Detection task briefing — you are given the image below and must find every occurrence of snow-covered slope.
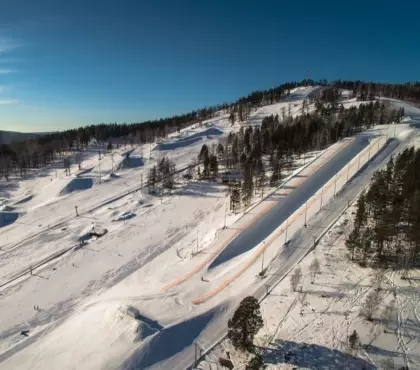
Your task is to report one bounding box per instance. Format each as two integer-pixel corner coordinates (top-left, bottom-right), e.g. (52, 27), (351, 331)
(1, 94), (419, 370)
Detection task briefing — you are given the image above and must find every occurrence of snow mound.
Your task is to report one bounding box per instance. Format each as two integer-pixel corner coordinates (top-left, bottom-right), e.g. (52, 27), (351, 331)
(113, 212), (136, 221)
(116, 156), (144, 170)
(186, 127), (223, 140)
(157, 136), (202, 151)
(117, 305), (162, 342)
(13, 194), (34, 205)
(101, 172), (121, 183)
(288, 85), (321, 100)
(78, 225), (108, 242)
(0, 205), (15, 212)
(157, 126), (223, 151)
(59, 178), (93, 196)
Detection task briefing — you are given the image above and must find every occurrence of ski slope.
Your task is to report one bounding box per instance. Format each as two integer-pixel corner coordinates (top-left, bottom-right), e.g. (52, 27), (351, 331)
(1, 90), (418, 370)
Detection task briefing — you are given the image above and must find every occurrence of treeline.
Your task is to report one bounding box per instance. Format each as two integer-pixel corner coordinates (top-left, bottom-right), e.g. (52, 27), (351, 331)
(0, 78), (417, 181)
(346, 148), (420, 272)
(0, 80), (311, 180)
(194, 101), (396, 212)
(332, 80), (420, 102)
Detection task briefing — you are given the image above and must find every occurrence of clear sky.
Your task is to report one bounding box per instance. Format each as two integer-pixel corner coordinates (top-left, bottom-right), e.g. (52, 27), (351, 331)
(0, 0), (418, 132)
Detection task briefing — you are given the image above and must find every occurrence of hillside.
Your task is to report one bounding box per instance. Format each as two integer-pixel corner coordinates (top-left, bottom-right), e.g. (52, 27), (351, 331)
(0, 130), (42, 145)
(0, 86), (419, 370)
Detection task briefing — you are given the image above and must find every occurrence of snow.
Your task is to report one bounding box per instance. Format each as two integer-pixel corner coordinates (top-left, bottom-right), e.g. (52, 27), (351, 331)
(1, 97), (419, 370)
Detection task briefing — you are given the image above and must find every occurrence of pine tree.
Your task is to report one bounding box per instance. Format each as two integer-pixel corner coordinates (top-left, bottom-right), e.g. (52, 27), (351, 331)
(209, 154), (219, 177)
(348, 330), (360, 351)
(148, 166), (157, 189)
(245, 354), (266, 370)
(228, 296), (263, 352)
(199, 144), (210, 178)
(346, 228), (362, 261)
(229, 112), (235, 125)
(355, 191), (367, 231)
(361, 287), (382, 321)
(242, 162), (254, 206)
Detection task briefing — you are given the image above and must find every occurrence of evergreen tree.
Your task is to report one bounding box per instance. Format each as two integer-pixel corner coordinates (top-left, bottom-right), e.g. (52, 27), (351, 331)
(354, 191), (367, 230)
(228, 296), (263, 352)
(199, 144), (210, 178)
(348, 330), (360, 351)
(229, 112), (235, 125)
(346, 228), (362, 261)
(148, 166), (157, 189)
(245, 354), (266, 370)
(209, 154), (219, 177)
(242, 162), (254, 206)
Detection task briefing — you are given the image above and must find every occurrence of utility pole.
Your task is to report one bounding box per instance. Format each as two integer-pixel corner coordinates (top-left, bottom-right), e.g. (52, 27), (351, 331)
(346, 163), (350, 182)
(141, 174), (143, 188)
(261, 241), (265, 274)
(98, 157), (101, 183)
(304, 201), (308, 227)
(196, 230), (199, 254)
(194, 342), (197, 368)
(223, 202), (227, 229)
(285, 218), (289, 244)
(319, 186), (324, 210)
(265, 284), (270, 295)
(333, 173), (338, 196)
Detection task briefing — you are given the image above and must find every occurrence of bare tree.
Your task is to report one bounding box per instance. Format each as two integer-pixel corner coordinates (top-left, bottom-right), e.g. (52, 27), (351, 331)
(75, 151), (83, 170)
(63, 157), (71, 176)
(0, 156), (11, 181)
(290, 267), (302, 292)
(309, 258), (320, 284)
(381, 300), (396, 332)
(365, 322), (381, 348)
(372, 269), (386, 290)
(380, 358), (394, 370)
(361, 288), (382, 321)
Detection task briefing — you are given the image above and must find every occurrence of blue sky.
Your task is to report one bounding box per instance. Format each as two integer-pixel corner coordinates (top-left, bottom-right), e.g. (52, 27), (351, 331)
(0, 0), (419, 132)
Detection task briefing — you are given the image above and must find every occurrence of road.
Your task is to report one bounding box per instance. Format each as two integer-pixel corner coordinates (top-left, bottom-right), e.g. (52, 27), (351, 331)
(122, 131), (417, 370)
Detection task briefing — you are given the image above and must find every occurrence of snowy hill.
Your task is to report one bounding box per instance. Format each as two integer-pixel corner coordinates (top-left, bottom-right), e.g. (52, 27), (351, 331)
(1, 91), (419, 370)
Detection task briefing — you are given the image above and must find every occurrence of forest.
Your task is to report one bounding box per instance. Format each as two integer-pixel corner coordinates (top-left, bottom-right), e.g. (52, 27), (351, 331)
(192, 99), (402, 212)
(346, 148), (420, 273)
(0, 79), (417, 180)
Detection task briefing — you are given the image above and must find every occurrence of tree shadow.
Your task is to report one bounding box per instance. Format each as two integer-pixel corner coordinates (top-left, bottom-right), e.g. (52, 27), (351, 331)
(260, 340), (376, 369)
(364, 344), (410, 360)
(300, 290), (346, 299)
